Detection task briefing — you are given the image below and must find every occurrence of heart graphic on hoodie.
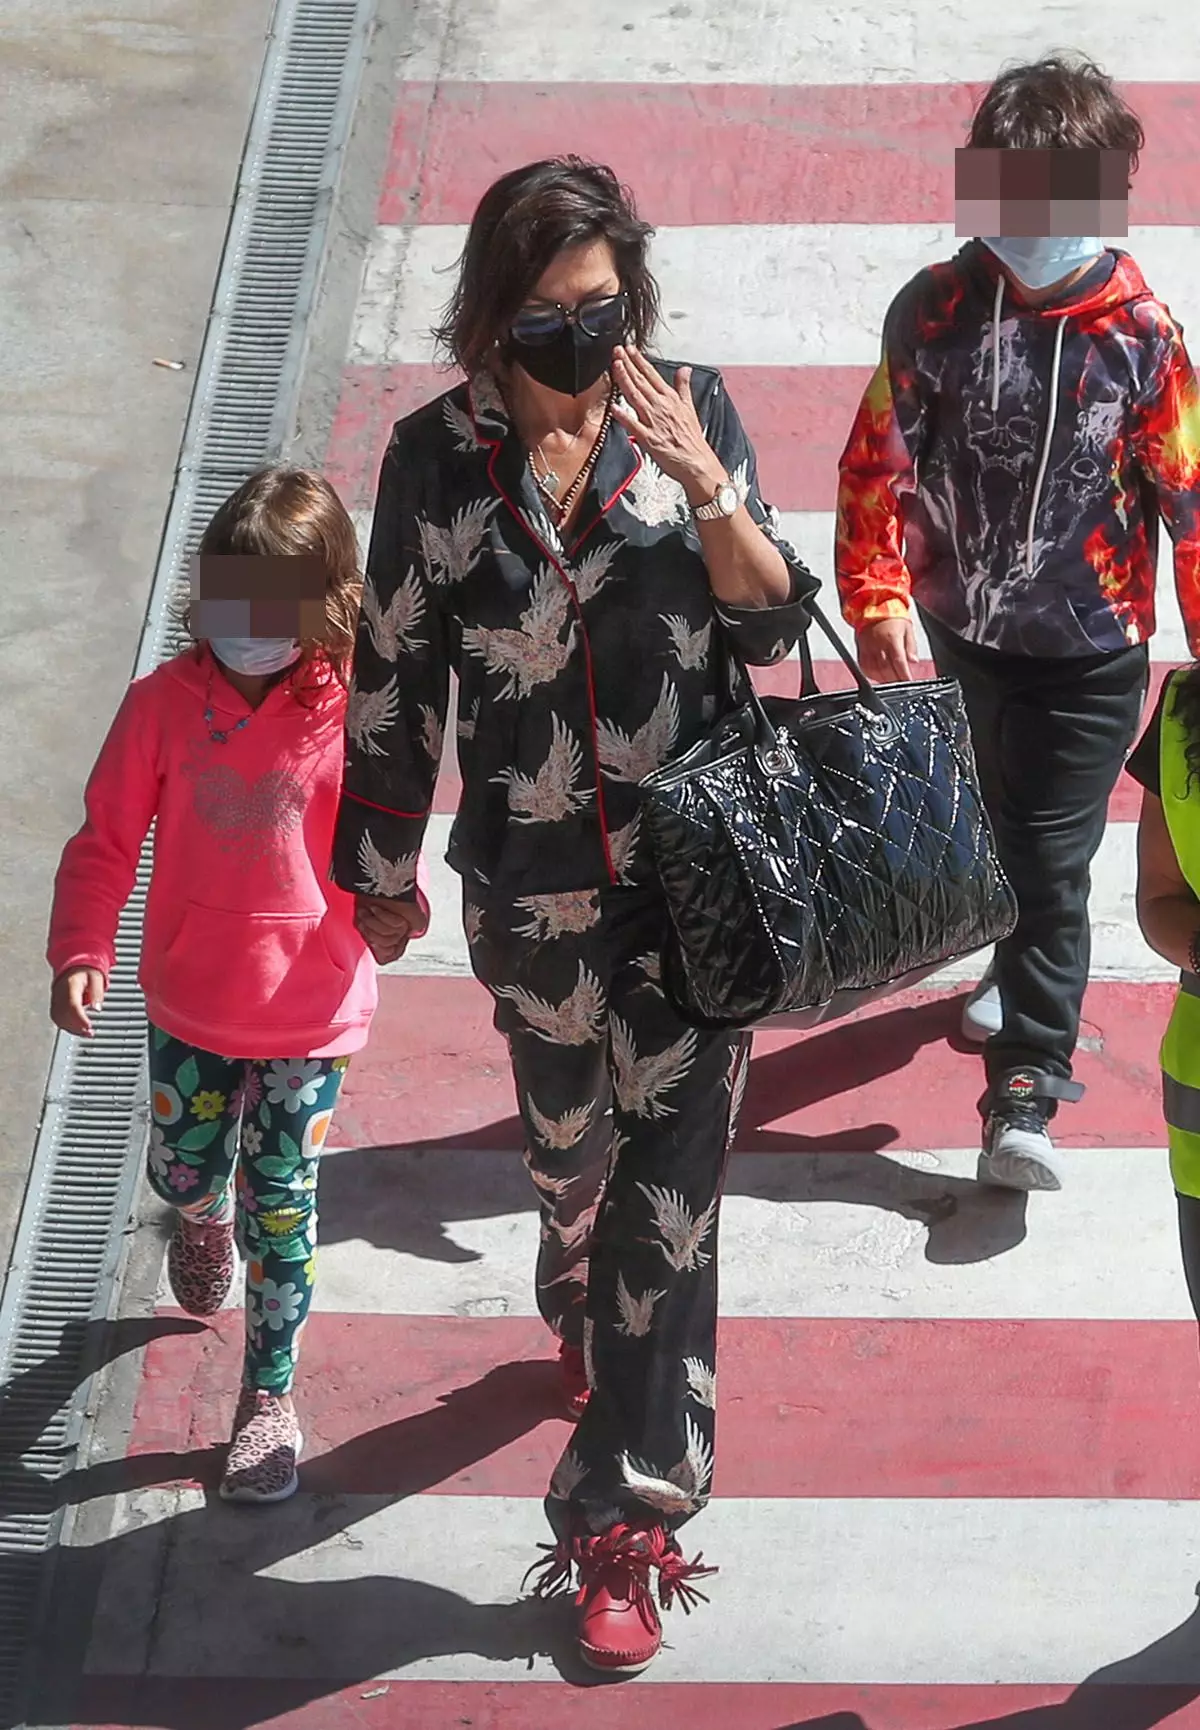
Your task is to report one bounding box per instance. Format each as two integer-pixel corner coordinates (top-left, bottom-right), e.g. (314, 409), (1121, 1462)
(190, 764), (308, 879)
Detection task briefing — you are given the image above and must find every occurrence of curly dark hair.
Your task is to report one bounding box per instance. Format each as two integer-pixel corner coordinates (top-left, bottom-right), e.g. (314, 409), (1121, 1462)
(433, 157), (660, 375)
(967, 52), (1144, 179)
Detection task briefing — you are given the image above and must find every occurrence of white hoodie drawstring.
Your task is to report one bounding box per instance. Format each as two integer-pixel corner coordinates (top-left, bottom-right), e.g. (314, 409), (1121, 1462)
(991, 273), (1004, 412)
(1024, 314), (1068, 574)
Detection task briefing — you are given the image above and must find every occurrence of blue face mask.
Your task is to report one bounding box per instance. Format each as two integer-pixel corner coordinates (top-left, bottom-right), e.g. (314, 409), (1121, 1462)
(209, 637), (302, 676)
(982, 235), (1105, 292)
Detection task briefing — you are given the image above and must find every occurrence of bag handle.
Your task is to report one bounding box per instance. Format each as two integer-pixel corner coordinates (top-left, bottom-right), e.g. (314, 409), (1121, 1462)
(726, 593), (899, 763)
(797, 598), (889, 713)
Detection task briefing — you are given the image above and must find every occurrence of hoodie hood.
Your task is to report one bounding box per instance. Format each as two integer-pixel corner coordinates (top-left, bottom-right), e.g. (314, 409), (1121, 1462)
(960, 241), (1152, 323)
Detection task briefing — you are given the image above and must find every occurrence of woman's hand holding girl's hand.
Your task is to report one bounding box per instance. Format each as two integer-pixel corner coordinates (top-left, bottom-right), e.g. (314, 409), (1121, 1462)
(354, 894), (424, 966)
(611, 346), (726, 505)
(51, 968), (106, 1037)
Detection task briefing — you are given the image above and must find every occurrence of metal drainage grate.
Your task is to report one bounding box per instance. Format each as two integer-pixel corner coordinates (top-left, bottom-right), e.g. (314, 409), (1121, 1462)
(0, 0), (374, 1718)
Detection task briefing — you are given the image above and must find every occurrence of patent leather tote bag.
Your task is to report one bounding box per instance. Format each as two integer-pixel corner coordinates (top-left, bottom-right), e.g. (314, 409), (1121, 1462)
(637, 600), (1017, 1033)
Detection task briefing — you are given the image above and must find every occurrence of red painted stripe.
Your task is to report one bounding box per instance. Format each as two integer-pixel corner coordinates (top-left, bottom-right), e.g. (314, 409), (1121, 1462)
(325, 363), (868, 514)
(378, 82), (1200, 227)
(72, 1676), (1200, 1728)
(335, 978), (1168, 1155)
(127, 1312), (1200, 1501)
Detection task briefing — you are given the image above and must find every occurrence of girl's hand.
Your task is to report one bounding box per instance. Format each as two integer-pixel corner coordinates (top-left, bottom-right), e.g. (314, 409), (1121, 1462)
(611, 346), (725, 502)
(354, 894), (424, 966)
(51, 967), (106, 1037)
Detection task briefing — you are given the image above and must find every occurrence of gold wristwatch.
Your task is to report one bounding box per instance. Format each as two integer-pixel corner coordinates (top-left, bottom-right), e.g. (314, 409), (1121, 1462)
(693, 479), (742, 521)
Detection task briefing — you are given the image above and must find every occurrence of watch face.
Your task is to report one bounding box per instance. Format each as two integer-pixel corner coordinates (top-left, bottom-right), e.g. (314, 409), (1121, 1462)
(718, 483), (739, 516)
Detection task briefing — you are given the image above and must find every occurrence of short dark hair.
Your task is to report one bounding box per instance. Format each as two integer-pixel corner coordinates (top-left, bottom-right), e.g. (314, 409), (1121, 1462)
(967, 53), (1144, 175)
(434, 157), (660, 375)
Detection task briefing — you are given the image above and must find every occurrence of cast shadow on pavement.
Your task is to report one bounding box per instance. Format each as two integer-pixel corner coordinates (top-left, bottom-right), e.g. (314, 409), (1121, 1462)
(771, 1596), (1200, 1727)
(32, 1468), (1200, 1729)
(0, 1316), (206, 1520)
(320, 989), (1029, 1269)
(57, 1354), (562, 1507)
(315, 1136), (1028, 1270)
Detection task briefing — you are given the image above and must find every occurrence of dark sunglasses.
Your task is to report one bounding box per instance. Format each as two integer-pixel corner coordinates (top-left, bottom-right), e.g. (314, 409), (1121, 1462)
(509, 292), (629, 348)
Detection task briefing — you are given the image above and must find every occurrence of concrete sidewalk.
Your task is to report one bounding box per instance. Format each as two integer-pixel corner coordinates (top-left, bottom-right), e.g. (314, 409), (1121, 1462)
(0, 0), (276, 1271)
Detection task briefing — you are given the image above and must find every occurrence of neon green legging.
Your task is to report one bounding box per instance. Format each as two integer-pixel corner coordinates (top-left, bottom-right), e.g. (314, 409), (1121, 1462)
(1162, 987), (1200, 1200)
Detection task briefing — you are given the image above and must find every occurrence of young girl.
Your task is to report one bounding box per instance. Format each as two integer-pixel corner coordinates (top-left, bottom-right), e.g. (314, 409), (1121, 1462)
(47, 468), (429, 1503)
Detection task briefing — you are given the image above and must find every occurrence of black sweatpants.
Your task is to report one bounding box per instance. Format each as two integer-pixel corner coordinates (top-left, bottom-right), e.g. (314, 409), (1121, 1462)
(464, 882), (748, 1540)
(921, 611), (1148, 1095)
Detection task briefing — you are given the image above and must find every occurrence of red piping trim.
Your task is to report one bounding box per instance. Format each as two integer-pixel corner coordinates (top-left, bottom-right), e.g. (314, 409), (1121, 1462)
(483, 436), (619, 886)
(567, 446), (643, 559)
(341, 787), (429, 820)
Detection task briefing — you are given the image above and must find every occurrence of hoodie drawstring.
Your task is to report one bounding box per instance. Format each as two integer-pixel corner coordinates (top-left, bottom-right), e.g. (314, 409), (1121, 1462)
(1024, 314), (1068, 575)
(990, 269), (1071, 577)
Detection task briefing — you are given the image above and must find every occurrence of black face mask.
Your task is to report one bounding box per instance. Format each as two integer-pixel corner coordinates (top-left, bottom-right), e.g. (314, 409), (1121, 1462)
(507, 322), (619, 397)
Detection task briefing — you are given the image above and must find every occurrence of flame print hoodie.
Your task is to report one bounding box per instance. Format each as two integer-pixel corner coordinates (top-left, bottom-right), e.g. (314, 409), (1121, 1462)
(48, 647), (429, 1059)
(836, 242), (1200, 657)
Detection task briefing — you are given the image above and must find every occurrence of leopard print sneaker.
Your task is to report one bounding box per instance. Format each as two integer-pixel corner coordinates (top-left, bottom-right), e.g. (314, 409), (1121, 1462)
(166, 1213), (236, 1317)
(220, 1389), (302, 1504)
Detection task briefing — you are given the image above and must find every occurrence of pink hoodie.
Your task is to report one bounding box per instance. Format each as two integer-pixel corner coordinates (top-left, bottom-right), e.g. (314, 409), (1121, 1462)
(48, 647), (429, 1059)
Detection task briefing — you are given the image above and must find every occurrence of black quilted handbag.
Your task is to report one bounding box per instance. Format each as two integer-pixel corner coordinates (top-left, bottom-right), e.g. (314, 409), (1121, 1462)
(638, 600), (1018, 1032)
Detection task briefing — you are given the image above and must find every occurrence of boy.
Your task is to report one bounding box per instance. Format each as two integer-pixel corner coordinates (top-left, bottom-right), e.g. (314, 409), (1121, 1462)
(836, 54), (1200, 1191)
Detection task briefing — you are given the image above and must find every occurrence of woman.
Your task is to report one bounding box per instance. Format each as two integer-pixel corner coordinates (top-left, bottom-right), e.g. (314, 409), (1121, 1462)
(332, 157), (817, 1673)
(1131, 667), (1200, 1323)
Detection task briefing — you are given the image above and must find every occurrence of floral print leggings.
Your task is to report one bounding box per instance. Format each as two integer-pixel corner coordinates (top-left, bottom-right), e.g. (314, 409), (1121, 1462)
(146, 1025), (348, 1393)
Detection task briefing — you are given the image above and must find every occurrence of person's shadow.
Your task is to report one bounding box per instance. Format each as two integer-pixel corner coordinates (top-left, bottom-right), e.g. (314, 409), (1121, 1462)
(317, 989), (1030, 1271)
(33, 1488), (1200, 1730)
(29, 1359), (644, 1728)
(315, 1130), (1029, 1274)
(0, 1315), (206, 1520)
(769, 1589), (1200, 1728)
(16, 1325), (1200, 1730)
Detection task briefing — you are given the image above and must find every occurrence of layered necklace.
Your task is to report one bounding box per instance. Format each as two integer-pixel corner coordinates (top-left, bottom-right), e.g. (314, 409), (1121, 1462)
(531, 389), (615, 525)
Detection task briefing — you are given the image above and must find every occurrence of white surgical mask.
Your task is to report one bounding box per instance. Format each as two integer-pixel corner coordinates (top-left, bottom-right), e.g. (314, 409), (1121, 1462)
(209, 636), (302, 676)
(982, 235), (1104, 292)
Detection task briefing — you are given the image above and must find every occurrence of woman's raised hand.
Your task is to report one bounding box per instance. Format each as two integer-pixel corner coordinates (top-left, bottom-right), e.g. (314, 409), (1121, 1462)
(611, 346), (723, 499)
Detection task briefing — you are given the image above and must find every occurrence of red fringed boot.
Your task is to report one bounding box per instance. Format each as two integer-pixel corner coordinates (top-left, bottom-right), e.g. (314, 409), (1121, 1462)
(524, 1521), (717, 1674)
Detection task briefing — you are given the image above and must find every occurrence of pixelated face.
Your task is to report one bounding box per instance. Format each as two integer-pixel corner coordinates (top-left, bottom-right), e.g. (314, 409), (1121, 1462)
(188, 554), (329, 638)
(954, 147), (1129, 238)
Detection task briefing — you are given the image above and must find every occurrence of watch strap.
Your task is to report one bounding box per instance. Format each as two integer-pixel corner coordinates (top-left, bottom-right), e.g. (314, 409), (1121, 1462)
(693, 479), (743, 522)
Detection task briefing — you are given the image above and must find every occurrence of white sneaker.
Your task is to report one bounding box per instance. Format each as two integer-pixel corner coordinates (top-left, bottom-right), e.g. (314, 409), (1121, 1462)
(976, 1070), (1072, 1191)
(978, 1109), (1065, 1192)
(961, 968), (1003, 1043)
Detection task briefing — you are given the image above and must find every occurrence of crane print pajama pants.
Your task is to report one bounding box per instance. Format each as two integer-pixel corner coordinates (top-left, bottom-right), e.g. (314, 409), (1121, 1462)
(464, 881), (749, 1540)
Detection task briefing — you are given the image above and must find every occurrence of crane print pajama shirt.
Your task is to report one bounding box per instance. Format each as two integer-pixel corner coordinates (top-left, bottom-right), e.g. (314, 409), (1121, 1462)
(332, 362), (817, 1539)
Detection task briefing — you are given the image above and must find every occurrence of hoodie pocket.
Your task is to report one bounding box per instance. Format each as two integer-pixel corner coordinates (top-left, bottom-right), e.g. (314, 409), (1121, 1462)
(154, 904), (352, 1031)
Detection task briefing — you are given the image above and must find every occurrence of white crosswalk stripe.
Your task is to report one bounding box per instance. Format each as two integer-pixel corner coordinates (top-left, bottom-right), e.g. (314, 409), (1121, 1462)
(352, 224), (1200, 369)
